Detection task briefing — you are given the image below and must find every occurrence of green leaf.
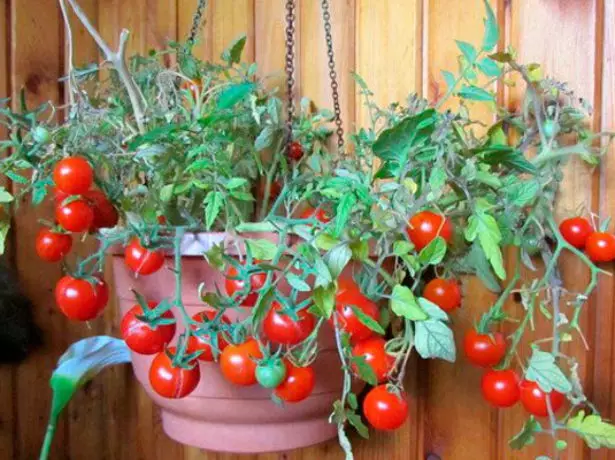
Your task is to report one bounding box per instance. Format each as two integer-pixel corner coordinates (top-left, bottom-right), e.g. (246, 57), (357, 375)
(334, 193), (357, 237)
(225, 177), (248, 190)
(482, 0), (499, 51)
(251, 286), (275, 331)
(418, 237), (447, 265)
(0, 220), (9, 255)
(204, 191), (224, 230)
(441, 70), (456, 90)
(465, 205), (506, 280)
(351, 305), (385, 335)
(245, 239), (278, 261)
(221, 34), (247, 64)
(255, 125), (275, 151)
(427, 167), (447, 199)
(505, 180), (540, 207)
(458, 85), (495, 102)
(0, 187), (13, 203)
(315, 233), (341, 251)
(567, 411), (615, 449)
(455, 40), (477, 63)
(393, 240), (414, 256)
(415, 319), (456, 362)
(6, 171), (28, 184)
(351, 356), (378, 386)
(325, 244), (352, 279)
(204, 243), (225, 271)
(525, 349), (572, 394)
(314, 256), (333, 287)
(509, 417), (542, 450)
(351, 71), (370, 92)
(463, 243), (501, 293)
(217, 83), (255, 109)
(286, 273), (311, 292)
(350, 239), (369, 262)
(346, 409), (370, 439)
(477, 145), (537, 174)
(372, 109), (437, 162)
(489, 51), (512, 63)
(160, 184), (174, 202)
(477, 57), (501, 77)
(418, 297), (449, 321)
(391, 285), (428, 321)
(312, 283), (336, 319)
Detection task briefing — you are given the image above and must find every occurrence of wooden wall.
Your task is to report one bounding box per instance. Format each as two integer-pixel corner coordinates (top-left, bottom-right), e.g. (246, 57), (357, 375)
(0, 0), (613, 458)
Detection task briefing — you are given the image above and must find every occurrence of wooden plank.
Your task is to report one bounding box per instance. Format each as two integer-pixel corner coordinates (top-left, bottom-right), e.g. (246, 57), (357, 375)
(210, 0), (254, 62)
(254, 0), (286, 90)
(500, 1), (598, 458)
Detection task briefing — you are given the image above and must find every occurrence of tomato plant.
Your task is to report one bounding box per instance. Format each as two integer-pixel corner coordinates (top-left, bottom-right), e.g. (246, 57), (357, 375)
(481, 369), (520, 408)
(53, 156), (93, 195)
(407, 211), (453, 251)
(56, 199), (94, 233)
(255, 357), (287, 389)
(35, 228), (72, 262)
(585, 232), (615, 263)
(519, 380), (565, 417)
(186, 310), (230, 361)
(332, 278), (380, 341)
(463, 329), (507, 368)
(55, 275), (106, 321)
(225, 261), (268, 307)
(351, 337), (394, 383)
(559, 217), (593, 249)
(422, 278), (462, 312)
(363, 385), (409, 431)
(263, 303), (315, 346)
(274, 361), (315, 403)
(124, 238), (165, 275)
(220, 338), (263, 386)
(120, 302), (176, 355)
(149, 348), (200, 399)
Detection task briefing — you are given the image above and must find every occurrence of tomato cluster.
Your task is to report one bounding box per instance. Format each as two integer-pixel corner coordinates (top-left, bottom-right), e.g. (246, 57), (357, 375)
(559, 216), (615, 263)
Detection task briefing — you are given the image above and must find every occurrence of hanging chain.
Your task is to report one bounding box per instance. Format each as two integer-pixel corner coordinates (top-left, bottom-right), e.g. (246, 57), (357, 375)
(188, 0), (208, 45)
(285, 0), (297, 142)
(320, 0), (344, 150)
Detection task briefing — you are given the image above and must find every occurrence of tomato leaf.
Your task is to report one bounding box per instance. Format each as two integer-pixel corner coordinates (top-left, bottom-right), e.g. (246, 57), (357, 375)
(414, 319), (456, 362)
(245, 238), (278, 261)
(418, 297), (449, 321)
(315, 233), (341, 251)
(441, 70), (456, 90)
(418, 236), (447, 265)
(346, 408), (370, 439)
(351, 305), (385, 335)
(525, 349), (572, 394)
(221, 34), (247, 64)
(481, 0), (499, 51)
(314, 254), (333, 288)
(312, 283), (336, 319)
(334, 193), (357, 237)
(325, 244), (352, 279)
(567, 411), (615, 449)
(390, 285), (428, 321)
(477, 57), (501, 77)
(458, 85), (495, 102)
(286, 272), (311, 292)
(217, 82), (255, 109)
(372, 109), (437, 162)
(350, 355), (378, 386)
(204, 191), (224, 230)
(349, 239), (369, 262)
(251, 286), (275, 331)
(465, 201), (506, 280)
(455, 40), (477, 63)
(509, 417), (542, 450)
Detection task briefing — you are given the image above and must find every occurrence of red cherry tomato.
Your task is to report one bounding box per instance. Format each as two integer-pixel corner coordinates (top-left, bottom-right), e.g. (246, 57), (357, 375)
(120, 302), (176, 355)
(224, 260), (269, 307)
(219, 338), (263, 386)
(423, 278), (462, 312)
(300, 207), (331, 223)
(54, 188), (69, 205)
(351, 337), (394, 383)
(263, 303), (315, 346)
(481, 369), (520, 408)
(463, 329), (507, 368)
(519, 379), (565, 417)
(287, 141), (304, 161)
(585, 232), (615, 263)
(331, 278), (381, 341)
(35, 228), (72, 262)
(407, 211), (453, 251)
(56, 199), (94, 233)
(186, 310), (230, 361)
(149, 348), (200, 399)
(84, 190), (119, 230)
(559, 217), (592, 249)
(94, 276), (109, 310)
(274, 360), (315, 403)
(363, 385), (409, 431)
(180, 78), (201, 100)
(53, 156), (94, 195)
(124, 238), (165, 275)
(55, 275), (106, 321)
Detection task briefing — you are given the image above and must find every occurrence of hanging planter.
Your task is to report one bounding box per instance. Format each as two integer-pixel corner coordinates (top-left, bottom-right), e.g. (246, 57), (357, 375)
(3, 0), (615, 458)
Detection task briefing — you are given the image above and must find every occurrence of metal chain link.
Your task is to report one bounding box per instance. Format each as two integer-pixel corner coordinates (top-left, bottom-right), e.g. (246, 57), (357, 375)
(320, 0), (344, 150)
(284, 0), (297, 143)
(188, 0), (208, 45)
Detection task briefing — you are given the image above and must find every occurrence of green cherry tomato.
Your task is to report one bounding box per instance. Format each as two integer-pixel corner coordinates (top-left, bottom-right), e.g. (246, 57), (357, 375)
(255, 358), (287, 389)
(32, 126), (51, 144)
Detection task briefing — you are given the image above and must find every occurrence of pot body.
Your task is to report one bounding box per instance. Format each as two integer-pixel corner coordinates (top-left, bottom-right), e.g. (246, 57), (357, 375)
(112, 232), (342, 453)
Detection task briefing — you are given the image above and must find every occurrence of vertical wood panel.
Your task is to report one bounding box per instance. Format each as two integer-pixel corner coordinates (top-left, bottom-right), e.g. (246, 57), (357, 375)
(210, 0), (254, 62)
(255, 0), (287, 90)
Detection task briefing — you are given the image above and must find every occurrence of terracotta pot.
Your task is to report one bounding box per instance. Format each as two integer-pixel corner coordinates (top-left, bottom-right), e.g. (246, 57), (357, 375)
(112, 232), (343, 453)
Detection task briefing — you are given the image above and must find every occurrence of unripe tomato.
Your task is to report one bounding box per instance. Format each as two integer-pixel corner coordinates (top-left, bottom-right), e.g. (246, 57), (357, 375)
(53, 156), (93, 195)
(121, 302), (176, 355)
(186, 310), (230, 361)
(463, 329), (507, 368)
(423, 278), (462, 312)
(149, 348), (200, 399)
(585, 232), (615, 263)
(56, 199), (94, 233)
(481, 369), (520, 408)
(331, 278), (380, 341)
(363, 385), (409, 431)
(35, 228), (72, 262)
(220, 338), (263, 386)
(519, 379), (565, 417)
(263, 303), (315, 346)
(55, 275), (106, 321)
(124, 238), (165, 275)
(351, 337), (394, 383)
(32, 126), (51, 144)
(274, 360), (315, 403)
(225, 260), (269, 307)
(407, 211), (453, 251)
(255, 358), (287, 389)
(559, 217), (592, 249)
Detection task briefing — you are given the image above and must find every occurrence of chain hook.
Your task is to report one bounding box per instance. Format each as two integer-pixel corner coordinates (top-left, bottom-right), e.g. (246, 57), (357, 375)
(284, 0), (297, 148)
(188, 0), (208, 45)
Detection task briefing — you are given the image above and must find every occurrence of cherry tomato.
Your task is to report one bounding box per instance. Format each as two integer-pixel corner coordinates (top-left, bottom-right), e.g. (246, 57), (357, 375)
(300, 207), (331, 223)
(463, 329), (507, 368)
(120, 302), (176, 355)
(84, 190), (119, 230)
(407, 211), (453, 251)
(263, 303), (315, 346)
(225, 260), (268, 307)
(53, 156), (94, 195)
(559, 217), (592, 249)
(56, 199), (94, 233)
(363, 385), (409, 431)
(180, 78), (201, 101)
(53, 188), (70, 205)
(35, 228), (72, 262)
(331, 278), (380, 341)
(351, 337), (394, 383)
(256, 180), (282, 203)
(186, 310), (230, 361)
(255, 358), (287, 389)
(423, 278), (462, 312)
(274, 360), (315, 403)
(149, 348), (200, 399)
(94, 276), (109, 310)
(519, 379), (565, 417)
(55, 275), (106, 321)
(220, 338), (263, 386)
(585, 232), (615, 263)
(481, 369), (520, 408)
(124, 238), (165, 275)
(287, 141), (304, 161)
